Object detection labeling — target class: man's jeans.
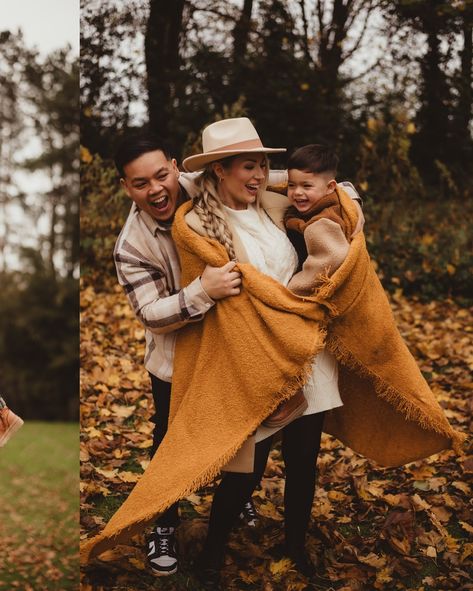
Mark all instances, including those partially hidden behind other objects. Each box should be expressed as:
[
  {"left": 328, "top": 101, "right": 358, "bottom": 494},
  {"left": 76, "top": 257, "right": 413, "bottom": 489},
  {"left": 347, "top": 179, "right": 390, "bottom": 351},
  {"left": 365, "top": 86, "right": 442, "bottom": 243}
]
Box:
[{"left": 149, "top": 373, "right": 179, "bottom": 527}]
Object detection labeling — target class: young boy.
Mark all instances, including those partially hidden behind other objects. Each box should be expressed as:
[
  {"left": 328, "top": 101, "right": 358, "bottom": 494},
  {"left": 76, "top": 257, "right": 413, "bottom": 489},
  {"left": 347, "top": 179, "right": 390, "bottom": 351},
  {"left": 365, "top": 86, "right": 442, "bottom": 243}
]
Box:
[
  {"left": 0, "top": 396, "right": 24, "bottom": 447},
  {"left": 285, "top": 144, "right": 355, "bottom": 295}
]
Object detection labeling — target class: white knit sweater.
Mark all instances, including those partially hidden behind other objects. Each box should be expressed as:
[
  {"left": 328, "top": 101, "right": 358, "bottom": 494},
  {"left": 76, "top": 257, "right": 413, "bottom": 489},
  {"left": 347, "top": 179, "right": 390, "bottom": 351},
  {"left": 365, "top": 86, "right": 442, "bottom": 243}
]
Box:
[{"left": 223, "top": 204, "right": 343, "bottom": 441}]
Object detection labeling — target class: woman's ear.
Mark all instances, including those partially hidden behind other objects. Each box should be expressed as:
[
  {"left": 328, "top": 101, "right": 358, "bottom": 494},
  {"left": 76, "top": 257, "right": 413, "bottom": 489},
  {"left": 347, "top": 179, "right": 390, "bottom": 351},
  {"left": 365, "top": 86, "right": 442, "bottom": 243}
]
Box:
[{"left": 212, "top": 162, "right": 225, "bottom": 181}]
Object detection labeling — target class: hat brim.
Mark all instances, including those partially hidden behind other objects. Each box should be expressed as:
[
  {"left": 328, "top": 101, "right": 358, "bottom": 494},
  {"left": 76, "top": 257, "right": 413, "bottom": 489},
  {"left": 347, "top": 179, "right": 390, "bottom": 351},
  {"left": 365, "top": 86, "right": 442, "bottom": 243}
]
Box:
[{"left": 182, "top": 147, "right": 286, "bottom": 172}]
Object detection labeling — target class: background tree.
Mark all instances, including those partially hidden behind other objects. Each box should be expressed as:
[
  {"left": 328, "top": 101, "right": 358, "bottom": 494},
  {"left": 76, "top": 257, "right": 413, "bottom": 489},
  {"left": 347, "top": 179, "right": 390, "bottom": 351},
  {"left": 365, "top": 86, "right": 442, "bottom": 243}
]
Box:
[{"left": 0, "top": 32, "right": 79, "bottom": 421}]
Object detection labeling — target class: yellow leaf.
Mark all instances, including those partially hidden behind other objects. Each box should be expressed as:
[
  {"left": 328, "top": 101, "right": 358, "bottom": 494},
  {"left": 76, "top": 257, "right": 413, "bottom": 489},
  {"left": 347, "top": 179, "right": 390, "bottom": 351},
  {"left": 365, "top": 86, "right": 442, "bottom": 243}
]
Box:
[
  {"left": 356, "top": 551, "right": 387, "bottom": 568},
  {"left": 328, "top": 490, "right": 348, "bottom": 501},
  {"left": 84, "top": 426, "right": 102, "bottom": 438},
  {"left": 258, "top": 501, "right": 284, "bottom": 521},
  {"left": 111, "top": 404, "right": 136, "bottom": 418},
  {"left": 425, "top": 546, "right": 437, "bottom": 558},
  {"left": 375, "top": 566, "right": 393, "bottom": 584},
  {"left": 94, "top": 467, "right": 118, "bottom": 479},
  {"left": 452, "top": 481, "right": 471, "bottom": 494},
  {"left": 446, "top": 263, "right": 456, "bottom": 275},
  {"left": 139, "top": 459, "right": 150, "bottom": 471},
  {"left": 367, "top": 118, "right": 378, "bottom": 131},
  {"left": 128, "top": 557, "right": 146, "bottom": 570},
  {"left": 117, "top": 471, "right": 141, "bottom": 483},
  {"left": 461, "top": 543, "right": 473, "bottom": 562},
  {"left": 269, "top": 557, "right": 293, "bottom": 578},
  {"left": 421, "top": 233, "right": 435, "bottom": 246},
  {"left": 300, "top": 83, "right": 310, "bottom": 91},
  {"left": 459, "top": 521, "right": 473, "bottom": 534},
  {"left": 80, "top": 145, "right": 93, "bottom": 163},
  {"left": 411, "top": 493, "right": 431, "bottom": 511}
]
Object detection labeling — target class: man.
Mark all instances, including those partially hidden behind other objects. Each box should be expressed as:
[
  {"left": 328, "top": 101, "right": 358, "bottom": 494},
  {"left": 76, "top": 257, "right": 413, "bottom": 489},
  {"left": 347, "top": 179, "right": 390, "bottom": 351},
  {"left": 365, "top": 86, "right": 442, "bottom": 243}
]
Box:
[{"left": 113, "top": 134, "right": 248, "bottom": 577}]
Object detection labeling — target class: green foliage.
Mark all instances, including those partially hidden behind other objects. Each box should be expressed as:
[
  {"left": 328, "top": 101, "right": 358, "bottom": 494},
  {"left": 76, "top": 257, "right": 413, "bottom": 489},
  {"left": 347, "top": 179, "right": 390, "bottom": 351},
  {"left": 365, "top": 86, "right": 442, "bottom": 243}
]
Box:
[
  {"left": 365, "top": 196, "right": 473, "bottom": 303},
  {"left": 80, "top": 149, "right": 131, "bottom": 283},
  {"left": 0, "top": 263, "right": 79, "bottom": 421},
  {"left": 356, "top": 109, "right": 425, "bottom": 199}
]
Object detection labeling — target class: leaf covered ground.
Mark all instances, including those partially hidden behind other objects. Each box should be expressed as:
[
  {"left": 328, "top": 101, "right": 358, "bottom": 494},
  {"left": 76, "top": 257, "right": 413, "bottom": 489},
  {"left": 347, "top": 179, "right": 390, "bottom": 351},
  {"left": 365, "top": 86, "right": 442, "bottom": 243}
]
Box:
[
  {"left": 0, "top": 422, "right": 79, "bottom": 591},
  {"left": 80, "top": 281, "right": 472, "bottom": 591}
]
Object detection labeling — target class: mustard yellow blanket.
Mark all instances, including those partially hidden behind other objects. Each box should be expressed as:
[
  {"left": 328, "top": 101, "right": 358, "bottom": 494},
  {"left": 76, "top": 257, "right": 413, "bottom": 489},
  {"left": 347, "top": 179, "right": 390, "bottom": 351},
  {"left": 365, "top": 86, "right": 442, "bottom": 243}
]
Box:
[{"left": 81, "top": 195, "right": 463, "bottom": 563}]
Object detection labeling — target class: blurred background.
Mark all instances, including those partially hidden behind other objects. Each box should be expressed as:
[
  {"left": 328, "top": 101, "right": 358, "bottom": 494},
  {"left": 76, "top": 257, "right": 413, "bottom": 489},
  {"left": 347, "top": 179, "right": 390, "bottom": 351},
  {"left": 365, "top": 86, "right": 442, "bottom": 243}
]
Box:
[
  {"left": 0, "top": 1, "right": 79, "bottom": 590},
  {"left": 0, "top": 5, "right": 79, "bottom": 421},
  {"left": 81, "top": 0, "right": 473, "bottom": 302}
]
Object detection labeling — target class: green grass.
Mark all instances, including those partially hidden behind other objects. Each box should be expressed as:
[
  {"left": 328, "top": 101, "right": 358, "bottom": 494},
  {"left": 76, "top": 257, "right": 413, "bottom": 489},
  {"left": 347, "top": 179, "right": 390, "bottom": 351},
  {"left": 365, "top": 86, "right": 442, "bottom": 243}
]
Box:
[{"left": 0, "top": 421, "right": 79, "bottom": 591}]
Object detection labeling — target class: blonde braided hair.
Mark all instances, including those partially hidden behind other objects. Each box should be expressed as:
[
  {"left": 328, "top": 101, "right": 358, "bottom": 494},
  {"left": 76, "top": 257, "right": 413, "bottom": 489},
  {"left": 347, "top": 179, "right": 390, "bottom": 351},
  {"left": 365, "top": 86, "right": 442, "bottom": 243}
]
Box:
[{"left": 194, "top": 165, "right": 237, "bottom": 260}]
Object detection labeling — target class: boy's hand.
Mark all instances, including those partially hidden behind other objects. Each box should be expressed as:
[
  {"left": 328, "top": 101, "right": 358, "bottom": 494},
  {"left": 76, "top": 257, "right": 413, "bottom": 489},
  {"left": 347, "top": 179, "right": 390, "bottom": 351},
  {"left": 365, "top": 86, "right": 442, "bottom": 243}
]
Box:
[
  {"left": 351, "top": 201, "right": 365, "bottom": 237},
  {"left": 200, "top": 261, "right": 242, "bottom": 300}
]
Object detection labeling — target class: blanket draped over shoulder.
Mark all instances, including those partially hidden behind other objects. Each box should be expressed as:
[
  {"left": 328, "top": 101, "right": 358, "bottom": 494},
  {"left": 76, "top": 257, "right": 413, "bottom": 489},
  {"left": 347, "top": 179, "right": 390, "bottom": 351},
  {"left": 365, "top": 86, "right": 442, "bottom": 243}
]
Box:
[{"left": 81, "top": 194, "right": 464, "bottom": 563}]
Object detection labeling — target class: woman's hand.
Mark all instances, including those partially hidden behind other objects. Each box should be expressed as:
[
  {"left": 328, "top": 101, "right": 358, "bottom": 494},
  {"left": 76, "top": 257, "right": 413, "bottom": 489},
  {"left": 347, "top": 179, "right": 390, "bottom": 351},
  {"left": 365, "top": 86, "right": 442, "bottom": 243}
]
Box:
[{"left": 200, "top": 261, "right": 242, "bottom": 300}]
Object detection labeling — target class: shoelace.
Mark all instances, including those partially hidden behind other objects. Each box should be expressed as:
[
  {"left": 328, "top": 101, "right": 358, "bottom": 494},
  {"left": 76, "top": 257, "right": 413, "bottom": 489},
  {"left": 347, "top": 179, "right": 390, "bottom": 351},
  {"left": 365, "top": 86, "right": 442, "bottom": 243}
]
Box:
[{"left": 154, "top": 528, "right": 175, "bottom": 556}]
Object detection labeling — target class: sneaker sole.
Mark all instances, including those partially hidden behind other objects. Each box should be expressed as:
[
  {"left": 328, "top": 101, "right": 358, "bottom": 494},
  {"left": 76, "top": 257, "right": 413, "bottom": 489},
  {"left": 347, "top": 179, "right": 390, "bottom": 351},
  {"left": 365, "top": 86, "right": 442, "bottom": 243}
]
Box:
[
  {"left": 150, "top": 565, "right": 178, "bottom": 577},
  {"left": 0, "top": 416, "right": 24, "bottom": 447}
]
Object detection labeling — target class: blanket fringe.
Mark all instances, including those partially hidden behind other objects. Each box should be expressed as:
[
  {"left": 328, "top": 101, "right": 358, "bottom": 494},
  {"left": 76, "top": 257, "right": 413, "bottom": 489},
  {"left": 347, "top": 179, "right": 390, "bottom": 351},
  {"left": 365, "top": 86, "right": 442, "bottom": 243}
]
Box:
[
  {"left": 313, "top": 273, "right": 339, "bottom": 318},
  {"left": 82, "top": 333, "right": 326, "bottom": 563},
  {"left": 327, "top": 335, "right": 466, "bottom": 451}
]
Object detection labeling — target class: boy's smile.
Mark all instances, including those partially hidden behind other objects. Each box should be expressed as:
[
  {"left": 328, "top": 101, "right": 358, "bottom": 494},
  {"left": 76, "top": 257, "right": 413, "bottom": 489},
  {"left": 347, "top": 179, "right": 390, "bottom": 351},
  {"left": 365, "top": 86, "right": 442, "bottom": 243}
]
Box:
[{"left": 287, "top": 169, "right": 336, "bottom": 214}]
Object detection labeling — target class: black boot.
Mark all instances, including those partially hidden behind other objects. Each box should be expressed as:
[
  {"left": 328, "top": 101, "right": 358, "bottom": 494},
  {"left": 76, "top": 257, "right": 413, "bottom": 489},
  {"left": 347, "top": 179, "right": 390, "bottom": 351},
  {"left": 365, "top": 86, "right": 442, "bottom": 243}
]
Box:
[
  {"left": 285, "top": 542, "right": 316, "bottom": 579},
  {"left": 194, "top": 548, "right": 224, "bottom": 590}
]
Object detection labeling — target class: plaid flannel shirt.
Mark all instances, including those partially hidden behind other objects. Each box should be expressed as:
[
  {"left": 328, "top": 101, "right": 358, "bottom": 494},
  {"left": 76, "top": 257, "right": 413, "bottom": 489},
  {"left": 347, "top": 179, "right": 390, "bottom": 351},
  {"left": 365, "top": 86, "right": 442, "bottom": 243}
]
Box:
[{"left": 114, "top": 178, "right": 216, "bottom": 382}]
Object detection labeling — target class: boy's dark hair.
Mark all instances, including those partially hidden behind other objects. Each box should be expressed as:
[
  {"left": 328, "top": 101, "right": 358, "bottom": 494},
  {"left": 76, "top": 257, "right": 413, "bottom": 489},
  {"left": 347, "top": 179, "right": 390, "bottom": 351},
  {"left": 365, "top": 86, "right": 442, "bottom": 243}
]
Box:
[
  {"left": 287, "top": 144, "right": 339, "bottom": 176},
  {"left": 114, "top": 133, "right": 172, "bottom": 177}
]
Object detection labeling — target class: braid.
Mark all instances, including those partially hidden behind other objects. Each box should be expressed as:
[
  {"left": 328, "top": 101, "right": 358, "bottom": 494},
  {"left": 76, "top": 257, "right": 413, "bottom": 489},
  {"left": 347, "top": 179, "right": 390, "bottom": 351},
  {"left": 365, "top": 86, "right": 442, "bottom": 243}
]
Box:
[{"left": 194, "top": 168, "right": 237, "bottom": 260}]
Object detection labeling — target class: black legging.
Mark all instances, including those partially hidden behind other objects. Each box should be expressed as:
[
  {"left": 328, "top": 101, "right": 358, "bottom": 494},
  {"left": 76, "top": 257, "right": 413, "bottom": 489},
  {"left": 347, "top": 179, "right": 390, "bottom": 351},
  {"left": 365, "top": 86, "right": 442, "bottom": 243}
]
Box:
[{"left": 202, "top": 412, "right": 325, "bottom": 565}]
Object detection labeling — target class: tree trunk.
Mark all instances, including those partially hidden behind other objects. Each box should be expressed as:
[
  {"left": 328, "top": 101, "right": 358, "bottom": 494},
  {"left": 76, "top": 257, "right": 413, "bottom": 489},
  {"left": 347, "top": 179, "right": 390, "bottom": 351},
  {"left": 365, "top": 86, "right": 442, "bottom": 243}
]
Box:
[
  {"left": 145, "top": 0, "right": 186, "bottom": 151},
  {"left": 229, "top": 0, "right": 254, "bottom": 103},
  {"left": 458, "top": 19, "right": 472, "bottom": 133}
]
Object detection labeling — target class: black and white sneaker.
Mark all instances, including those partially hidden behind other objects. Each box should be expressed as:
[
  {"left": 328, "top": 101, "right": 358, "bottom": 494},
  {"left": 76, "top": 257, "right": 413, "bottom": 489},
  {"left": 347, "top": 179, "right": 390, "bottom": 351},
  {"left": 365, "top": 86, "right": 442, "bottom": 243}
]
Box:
[
  {"left": 239, "top": 499, "right": 258, "bottom": 527},
  {"left": 146, "top": 526, "right": 178, "bottom": 576}
]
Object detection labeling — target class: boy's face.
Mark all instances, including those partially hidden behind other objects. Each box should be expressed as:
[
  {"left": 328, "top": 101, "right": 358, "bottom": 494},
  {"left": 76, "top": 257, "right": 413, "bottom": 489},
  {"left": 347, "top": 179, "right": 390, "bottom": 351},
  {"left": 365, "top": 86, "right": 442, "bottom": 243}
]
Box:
[
  {"left": 287, "top": 169, "right": 336, "bottom": 214},
  {"left": 121, "top": 150, "right": 181, "bottom": 222}
]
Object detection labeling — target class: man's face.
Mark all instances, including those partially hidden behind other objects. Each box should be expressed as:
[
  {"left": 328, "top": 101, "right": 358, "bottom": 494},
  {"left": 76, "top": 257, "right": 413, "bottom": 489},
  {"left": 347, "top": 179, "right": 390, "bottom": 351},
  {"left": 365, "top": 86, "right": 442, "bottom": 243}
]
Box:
[{"left": 121, "top": 150, "right": 181, "bottom": 222}]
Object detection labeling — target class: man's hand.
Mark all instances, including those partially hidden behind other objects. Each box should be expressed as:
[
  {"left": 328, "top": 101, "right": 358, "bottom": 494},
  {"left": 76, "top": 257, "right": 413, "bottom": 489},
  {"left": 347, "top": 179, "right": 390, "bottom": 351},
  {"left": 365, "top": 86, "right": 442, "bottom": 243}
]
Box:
[
  {"left": 351, "top": 201, "right": 365, "bottom": 238},
  {"left": 200, "top": 261, "right": 242, "bottom": 300}
]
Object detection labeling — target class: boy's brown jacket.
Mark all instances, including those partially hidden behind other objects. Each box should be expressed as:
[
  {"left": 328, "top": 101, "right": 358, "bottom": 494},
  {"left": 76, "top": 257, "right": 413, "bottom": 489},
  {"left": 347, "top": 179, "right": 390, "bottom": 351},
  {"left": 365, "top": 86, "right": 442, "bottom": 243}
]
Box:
[
  {"left": 284, "top": 189, "right": 351, "bottom": 295},
  {"left": 81, "top": 189, "right": 464, "bottom": 563}
]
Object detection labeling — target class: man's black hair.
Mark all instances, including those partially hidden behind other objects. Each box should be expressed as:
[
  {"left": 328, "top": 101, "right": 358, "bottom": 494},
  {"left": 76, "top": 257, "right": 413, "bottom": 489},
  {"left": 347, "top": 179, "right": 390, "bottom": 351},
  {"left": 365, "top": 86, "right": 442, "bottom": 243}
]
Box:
[
  {"left": 114, "top": 132, "right": 172, "bottom": 177},
  {"left": 287, "top": 144, "right": 339, "bottom": 176}
]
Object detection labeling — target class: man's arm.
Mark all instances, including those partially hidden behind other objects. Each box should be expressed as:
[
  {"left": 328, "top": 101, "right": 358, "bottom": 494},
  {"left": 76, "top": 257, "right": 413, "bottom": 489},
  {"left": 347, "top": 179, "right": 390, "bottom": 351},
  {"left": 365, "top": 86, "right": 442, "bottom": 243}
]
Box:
[{"left": 114, "top": 248, "right": 240, "bottom": 336}]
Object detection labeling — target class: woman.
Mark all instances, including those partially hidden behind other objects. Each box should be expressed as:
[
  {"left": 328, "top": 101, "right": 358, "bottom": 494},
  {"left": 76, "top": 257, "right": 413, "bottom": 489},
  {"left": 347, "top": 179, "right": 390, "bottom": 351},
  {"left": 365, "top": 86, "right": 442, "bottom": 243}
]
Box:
[{"left": 181, "top": 117, "right": 344, "bottom": 582}]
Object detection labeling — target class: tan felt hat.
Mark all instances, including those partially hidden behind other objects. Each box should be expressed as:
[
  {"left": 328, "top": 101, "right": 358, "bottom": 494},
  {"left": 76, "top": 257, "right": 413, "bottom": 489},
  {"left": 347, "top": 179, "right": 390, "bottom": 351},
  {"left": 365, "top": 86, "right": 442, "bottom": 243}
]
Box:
[{"left": 182, "top": 117, "right": 286, "bottom": 172}]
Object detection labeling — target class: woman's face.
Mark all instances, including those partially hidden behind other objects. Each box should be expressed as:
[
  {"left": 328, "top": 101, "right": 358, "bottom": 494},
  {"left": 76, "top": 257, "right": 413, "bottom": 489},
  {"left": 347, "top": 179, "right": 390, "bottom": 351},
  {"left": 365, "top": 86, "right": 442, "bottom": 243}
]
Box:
[{"left": 214, "top": 154, "right": 267, "bottom": 210}]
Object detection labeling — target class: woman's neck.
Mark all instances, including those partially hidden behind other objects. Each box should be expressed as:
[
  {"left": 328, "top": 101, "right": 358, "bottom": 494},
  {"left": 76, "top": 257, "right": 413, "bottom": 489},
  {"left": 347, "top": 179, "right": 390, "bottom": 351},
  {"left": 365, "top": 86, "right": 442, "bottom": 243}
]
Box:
[{"left": 218, "top": 188, "right": 249, "bottom": 211}]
